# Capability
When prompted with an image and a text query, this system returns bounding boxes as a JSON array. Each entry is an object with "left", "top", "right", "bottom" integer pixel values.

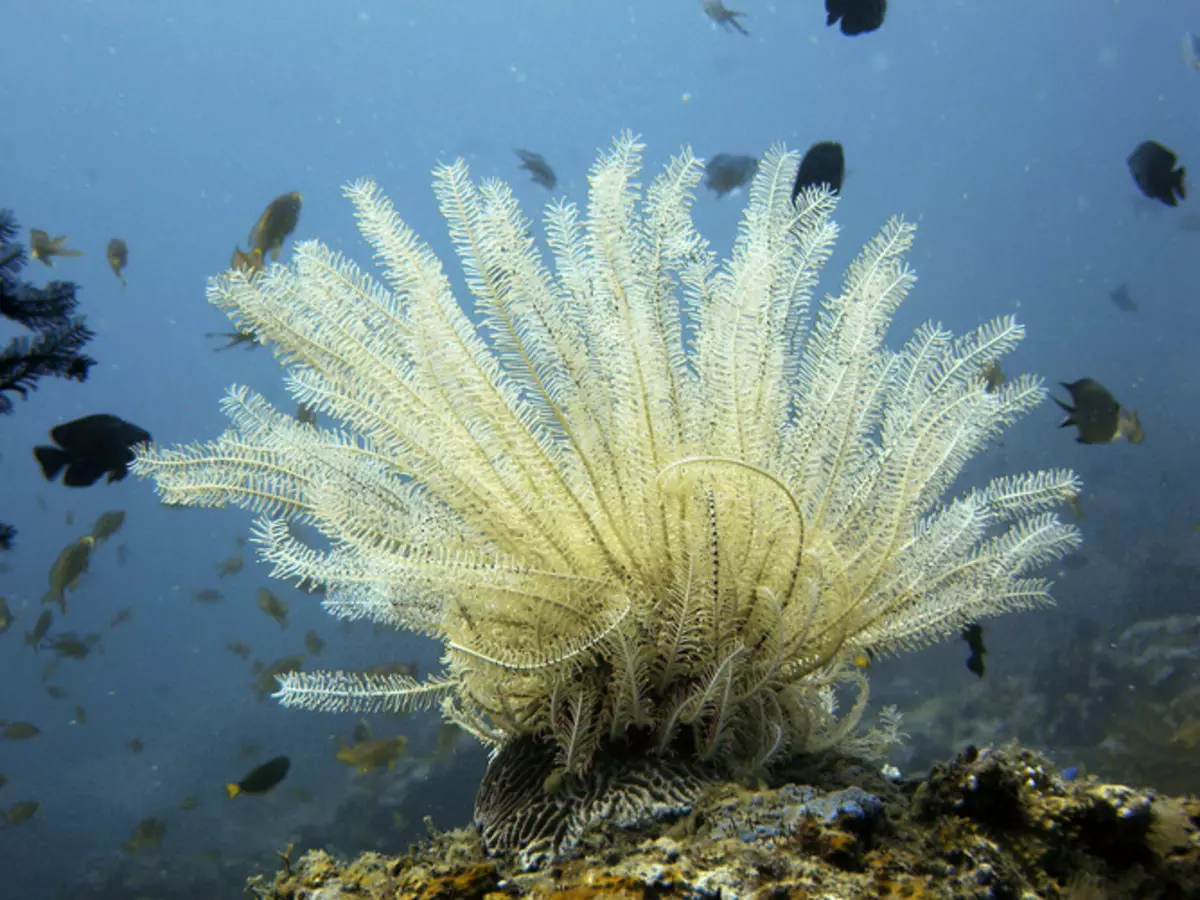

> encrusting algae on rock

[
  {"left": 248, "top": 746, "right": 1200, "bottom": 899},
  {"left": 136, "top": 135, "right": 1084, "bottom": 868}
]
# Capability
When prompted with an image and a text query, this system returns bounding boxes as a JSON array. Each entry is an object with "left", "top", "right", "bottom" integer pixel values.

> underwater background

[{"left": 1, "top": 1, "right": 1198, "bottom": 896}]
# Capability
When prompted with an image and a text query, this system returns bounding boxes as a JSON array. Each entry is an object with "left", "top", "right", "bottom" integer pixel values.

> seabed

[{"left": 249, "top": 743, "right": 1200, "bottom": 899}]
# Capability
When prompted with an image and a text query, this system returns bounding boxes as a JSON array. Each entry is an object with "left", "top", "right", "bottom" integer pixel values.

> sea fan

[{"left": 133, "top": 133, "right": 1078, "bottom": 795}]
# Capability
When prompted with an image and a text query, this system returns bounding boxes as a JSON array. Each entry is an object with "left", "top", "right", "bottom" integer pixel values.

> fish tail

[
  {"left": 33, "top": 446, "right": 68, "bottom": 481},
  {"left": 1176, "top": 167, "right": 1187, "bottom": 201},
  {"left": 224, "top": 783, "right": 241, "bottom": 799}
]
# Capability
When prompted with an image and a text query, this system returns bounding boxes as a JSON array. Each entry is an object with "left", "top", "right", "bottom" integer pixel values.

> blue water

[{"left": 2, "top": 2, "right": 1198, "bottom": 895}]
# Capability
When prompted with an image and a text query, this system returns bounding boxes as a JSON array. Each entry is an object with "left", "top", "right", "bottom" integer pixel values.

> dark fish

[
  {"left": 106, "top": 238, "right": 128, "bottom": 286},
  {"left": 248, "top": 193, "right": 302, "bottom": 261},
  {"left": 2, "top": 801, "right": 39, "bottom": 827},
  {"left": 304, "top": 629, "right": 324, "bottom": 655},
  {"left": 962, "top": 622, "right": 986, "bottom": 677},
  {"left": 34, "top": 414, "right": 151, "bottom": 487},
  {"left": 216, "top": 554, "right": 244, "bottom": 577},
  {"left": 226, "top": 755, "right": 290, "bottom": 797},
  {"left": 256, "top": 587, "right": 289, "bottom": 629},
  {"left": 1054, "top": 378, "right": 1143, "bottom": 445},
  {"left": 792, "top": 141, "right": 845, "bottom": 202},
  {"left": 206, "top": 330, "right": 259, "bottom": 351},
  {"left": 704, "top": 153, "right": 758, "bottom": 197},
  {"left": 979, "top": 362, "right": 1005, "bottom": 393},
  {"left": 1127, "top": 141, "right": 1186, "bottom": 207},
  {"left": 296, "top": 403, "right": 318, "bottom": 426},
  {"left": 515, "top": 150, "right": 557, "bottom": 189},
  {"left": 123, "top": 816, "right": 166, "bottom": 855},
  {"left": 43, "top": 535, "right": 95, "bottom": 613},
  {"left": 701, "top": 0, "right": 748, "bottom": 35},
  {"left": 90, "top": 510, "right": 126, "bottom": 542},
  {"left": 24, "top": 610, "right": 52, "bottom": 649},
  {"left": 194, "top": 588, "right": 222, "bottom": 604},
  {"left": 29, "top": 229, "right": 83, "bottom": 267},
  {"left": 0, "top": 597, "right": 12, "bottom": 634},
  {"left": 108, "top": 607, "right": 133, "bottom": 628},
  {"left": 1108, "top": 283, "right": 1138, "bottom": 313},
  {"left": 126, "top": 738, "right": 143, "bottom": 754},
  {"left": 0, "top": 721, "right": 40, "bottom": 740},
  {"left": 826, "top": 0, "right": 886, "bottom": 36}
]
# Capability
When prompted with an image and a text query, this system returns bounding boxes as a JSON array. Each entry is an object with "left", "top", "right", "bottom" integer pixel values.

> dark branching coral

[{"left": 0, "top": 209, "right": 97, "bottom": 546}]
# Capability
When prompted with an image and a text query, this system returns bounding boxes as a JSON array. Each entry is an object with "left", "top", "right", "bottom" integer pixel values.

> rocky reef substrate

[{"left": 250, "top": 743, "right": 1200, "bottom": 899}]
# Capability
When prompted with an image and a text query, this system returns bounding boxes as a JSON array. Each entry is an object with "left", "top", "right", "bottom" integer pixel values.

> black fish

[
  {"left": 1108, "top": 283, "right": 1137, "bottom": 313},
  {"left": 701, "top": 0, "right": 749, "bottom": 36},
  {"left": 792, "top": 141, "right": 845, "bottom": 203},
  {"left": 704, "top": 153, "right": 758, "bottom": 197},
  {"left": 826, "top": 0, "right": 887, "bottom": 36},
  {"left": 1054, "top": 378, "right": 1143, "bottom": 445},
  {"left": 33, "top": 414, "right": 151, "bottom": 486},
  {"left": 515, "top": 150, "right": 557, "bottom": 190},
  {"left": 962, "top": 622, "right": 985, "bottom": 678},
  {"left": 1127, "top": 141, "right": 1186, "bottom": 207},
  {"left": 249, "top": 193, "right": 302, "bottom": 261},
  {"left": 226, "top": 755, "right": 290, "bottom": 798}
]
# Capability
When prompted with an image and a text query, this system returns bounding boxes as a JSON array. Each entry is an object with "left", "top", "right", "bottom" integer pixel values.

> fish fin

[
  {"left": 1176, "top": 167, "right": 1187, "bottom": 201},
  {"left": 33, "top": 446, "right": 68, "bottom": 481},
  {"left": 224, "top": 783, "right": 240, "bottom": 799}
]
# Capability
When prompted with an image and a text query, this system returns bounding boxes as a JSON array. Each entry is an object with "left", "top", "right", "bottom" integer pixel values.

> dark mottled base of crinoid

[
  {"left": 254, "top": 743, "right": 1200, "bottom": 899},
  {"left": 473, "top": 733, "right": 726, "bottom": 872}
]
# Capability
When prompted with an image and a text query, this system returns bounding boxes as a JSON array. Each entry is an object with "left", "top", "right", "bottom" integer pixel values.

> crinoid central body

[{"left": 134, "top": 134, "right": 1079, "bottom": 868}]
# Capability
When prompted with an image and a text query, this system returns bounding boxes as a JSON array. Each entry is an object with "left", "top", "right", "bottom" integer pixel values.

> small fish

[
  {"left": 1065, "top": 493, "right": 1083, "bottom": 520},
  {"left": 90, "top": 510, "right": 126, "bottom": 543},
  {"left": 123, "top": 816, "right": 166, "bottom": 855},
  {"left": 225, "top": 640, "right": 251, "bottom": 659},
  {"left": 45, "top": 685, "right": 67, "bottom": 700},
  {"left": 0, "top": 597, "right": 12, "bottom": 634},
  {"left": 64, "top": 511, "right": 75, "bottom": 526},
  {"left": 825, "top": 0, "right": 886, "bottom": 36},
  {"left": 515, "top": 149, "right": 557, "bottom": 190},
  {"left": 108, "top": 607, "right": 133, "bottom": 628},
  {"left": 0, "top": 721, "right": 40, "bottom": 740},
  {"left": 45, "top": 632, "right": 100, "bottom": 660},
  {"left": 351, "top": 717, "right": 373, "bottom": 744},
  {"left": 106, "top": 238, "right": 128, "bottom": 286},
  {"left": 207, "top": 329, "right": 260, "bottom": 352},
  {"left": 704, "top": 153, "right": 759, "bottom": 197},
  {"left": 700, "top": 0, "right": 748, "bottom": 35},
  {"left": 179, "top": 795, "right": 199, "bottom": 811},
  {"left": 115, "top": 543, "right": 129, "bottom": 565},
  {"left": 72, "top": 704, "right": 86, "bottom": 725},
  {"left": 248, "top": 193, "right": 302, "bottom": 261},
  {"left": 363, "top": 660, "right": 418, "bottom": 679},
  {"left": 962, "top": 622, "right": 986, "bottom": 677},
  {"left": 335, "top": 735, "right": 408, "bottom": 773},
  {"left": 217, "top": 554, "right": 244, "bottom": 577},
  {"left": 226, "top": 755, "right": 290, "bottom": 797},
  {"left": 0, "top": 773, "right": 7, "bottom": 789},
  {"left": 34, "top": 414, "right": 151, "bottom": 487},
  {"left": 1184, "top": 32, "right": 1200, "bottom": 71},
  {"left": 126, "top": 738, "right": 144, "bottom": 754},
  {"left": 304, "top": 629, "right": 324, "bottom": 655},
  {"left": 194, "top": 588, "right": 222, "bottom": 604},
  {"left": 257, "top": 588, "right": 289, "bottom": 629},
  {"left": 43, "top": 535, "right": 95, "bottom": 614},
  {"left": 1054, "top": 378, "right": 1143, "bottom": 445},
  {"left": 24, "top": 610, "right": 52, "bottom": 649},
  {"left": 792, "top": 141, "right": 845, "bottom": 202},
  {"left": 29, "top": 229, "right": 83, "bottom": 266},
  {"left": 2, "top": 800, "right": 39, "bottom": 827},
  {"left": 296, "top": 403, "right": 318, "bottom": 426},
  {"left": 980, "top": 361, "right": 1006, "bottom": 393},
  {"left": 1127, "top": 141, "right": 1186, "bottom": 207},
  {"left": 237, "top": 741, "right": 260, "bottom": 758},
  {"left": 1060, "top": 764, "right": 1082, "bottom": 782},
  {"left": 1108, "top": 283, "right": 1137, "bottom": 313}
]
